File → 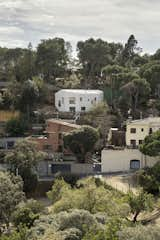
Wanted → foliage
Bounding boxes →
[0,171,24,229]
[0,226,29,240]
[5,139,44,170]
[31,209,103,240]
[136,162,160,194]
[83,217,127,240]
[49,177,129,216]
[5,139,45,193]
[120,35,140,66]
[126,190,153,222]
[140,130,160,156]
[47,178,71,204]
[118,225,160,240]
[64,126,99,163]
[12,199,44,228]
[36,38,69,80]
[77,38,122,87]
[5,117,28,137]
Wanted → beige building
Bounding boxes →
[101,149,160,173]
[126,117,160,147]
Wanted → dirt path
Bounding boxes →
[104,174,137,194]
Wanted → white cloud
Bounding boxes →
[0,0,159,53]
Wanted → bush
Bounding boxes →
[5,117,28,137]
[12,199,44,228]
[137,162,160,195]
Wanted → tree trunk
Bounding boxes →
[133,211,140,222]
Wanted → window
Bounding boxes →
[141,128,144,132]
[7,141,14,149]
[59,133,62,140]
[69,107,75,112]
[149,128,153,134]
[80,97,83,102]
[139,140,143,145]
[130,140,136,147]
[43,144,52,151]
[94,97,97,101]
[58,145,63,152]
[58,100,61,107]
[130,128,136,133]
[81,107,86,111]
[130,160,140,170]
[51,164,71,174]
[69,97,76,104]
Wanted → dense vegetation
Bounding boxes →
[1,176,160,240]
[0,34,160,128]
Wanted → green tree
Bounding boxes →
[5,117,28,137]
[120,35,140,66]
[140,130,160,157]
[12,199,44,228]
[47,178,71,204]
[64,126,99,163]
[0,172,24,230]
[5,140,45,193]
[121,77,150,118]
[126,190,153,222]
[140,61,160,96]
[18,79,39,121]
[77,38,122,87]
[36,38,69,81]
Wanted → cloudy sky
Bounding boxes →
[0,0,160,54]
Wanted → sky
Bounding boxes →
[0,0,160,55]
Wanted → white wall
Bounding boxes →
[101,149,160,173]
[55,90,104,112]
[126,124,149,146]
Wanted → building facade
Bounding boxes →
[30,119,81,154]
[101,148,160,173]
[126,117,160,147]
[55,89,104,112]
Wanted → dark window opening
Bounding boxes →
[69,107,76,112]
[130,128,136,133]
[59,133,62,140]
[81,107,86,111]
[58,145,63,152]
[130,139,136,147]
[58,100,61,107]
[7,141,14,149]
[149,128,153,134]
[51,164,71,174]
[130,160,140,170]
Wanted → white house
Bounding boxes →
[126,117,160,148]
[101,148,160,173]
[55,89,104,112]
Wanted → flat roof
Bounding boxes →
[56,89,103,94]
[128,117,160,125]
[47,119,81,129]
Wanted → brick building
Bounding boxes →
[30,119,81,154]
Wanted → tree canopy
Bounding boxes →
[64,126,99,163]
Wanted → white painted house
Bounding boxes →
[55,89,104,112]
[126,117,160,147]
[101,148,160,173]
